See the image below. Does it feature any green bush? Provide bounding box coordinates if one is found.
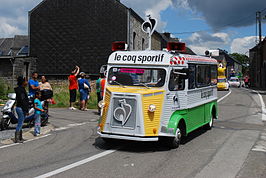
[0,79,12,100]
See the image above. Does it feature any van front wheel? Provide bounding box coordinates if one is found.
[166,128,181,149]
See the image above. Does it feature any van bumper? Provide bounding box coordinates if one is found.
[98,131,159,141]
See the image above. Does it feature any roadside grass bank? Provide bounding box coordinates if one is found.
[0,79,98,109]
[50,81,98,109]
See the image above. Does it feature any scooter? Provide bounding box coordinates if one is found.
[0,93,49,131]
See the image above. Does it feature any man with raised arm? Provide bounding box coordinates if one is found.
[68,66,80,110]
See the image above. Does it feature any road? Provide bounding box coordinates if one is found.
[0,88,265,178]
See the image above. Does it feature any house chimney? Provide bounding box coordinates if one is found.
[164,32,171,39]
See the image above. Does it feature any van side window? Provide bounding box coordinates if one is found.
[211,65,217,85]
[188,64,196,89]
[196,65,211,87]
[168,70,185,91]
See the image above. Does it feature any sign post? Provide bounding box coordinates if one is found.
[141,15,157,50]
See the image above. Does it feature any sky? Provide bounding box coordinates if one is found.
[0,0,265,55]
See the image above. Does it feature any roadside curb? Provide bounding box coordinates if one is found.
[244,88,266,122]
[0,124,55,145]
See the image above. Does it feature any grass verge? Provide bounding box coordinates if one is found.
[50,81,98,109]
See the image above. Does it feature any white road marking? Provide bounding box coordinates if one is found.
[35,149,116,178]
[218,89,232,103]
[0,143,19,149]
[54,127,69,131]
[24,134,52,143]
[0,134,51,149]
[252,133,266,153]
[67,122,88,127]
[54,122,89,132]
[1,122,89,149]
[252,90,266,121]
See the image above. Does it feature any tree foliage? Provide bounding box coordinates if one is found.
[230,53,249,65]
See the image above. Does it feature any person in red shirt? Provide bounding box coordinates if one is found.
[68,66,80,110]
[100,76,106,98]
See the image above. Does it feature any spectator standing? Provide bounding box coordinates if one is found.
[78,72,91,111]
[14,76,29,143]
[244,75,249,87]
[40,76,53,112]
[40,76,52,91]
[68,66,80,110]
[28,72,40,97]
[96,74,104,114]
[33,91,45,136]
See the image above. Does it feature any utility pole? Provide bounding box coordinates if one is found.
[256,11,262,43]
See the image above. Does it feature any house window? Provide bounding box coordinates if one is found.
[133,32,136,50]
[142,38,145,50]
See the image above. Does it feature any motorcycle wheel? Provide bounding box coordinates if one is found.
[41,114,49,126]
[0,117,9,130]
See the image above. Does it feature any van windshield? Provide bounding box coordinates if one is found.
[108,67,166,87]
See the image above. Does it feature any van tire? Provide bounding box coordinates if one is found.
[204,115,214,130]
[166,127,181,149]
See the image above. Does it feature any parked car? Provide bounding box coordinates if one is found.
[228,77,241,88]
[217,78,229,91]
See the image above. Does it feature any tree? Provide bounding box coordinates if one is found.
[230,53,250,75]
[230,53,249,65]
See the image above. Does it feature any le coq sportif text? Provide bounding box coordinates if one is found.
[114,53,165,63]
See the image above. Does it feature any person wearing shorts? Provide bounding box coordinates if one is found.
[78,72,91,111]
[68,66,80,110]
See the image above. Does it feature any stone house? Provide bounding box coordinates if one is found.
[212,49,242,79]
[29,0,162,78]
[0,35,36,87]
[249,38,266,89]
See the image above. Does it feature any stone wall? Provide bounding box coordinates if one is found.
[30,0,128,75]
[128,12,149,51]
[151,33,162,50]
[0,57,36,87]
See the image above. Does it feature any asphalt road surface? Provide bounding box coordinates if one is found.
[0,88,265,178]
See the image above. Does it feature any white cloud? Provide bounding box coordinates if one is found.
[186,31,230,55]
[0,0,42,37]
[187,45,209,55]
[121,0,173,31]
[230,36,258,54]
[0,18,23,37]
[144,0,172,31]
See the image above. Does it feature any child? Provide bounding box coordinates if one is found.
[34,91,44,136]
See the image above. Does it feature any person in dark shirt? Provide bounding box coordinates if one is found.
[14,76,29,143]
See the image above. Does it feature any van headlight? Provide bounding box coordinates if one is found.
[148,104,156,112]
[98,101,105,108]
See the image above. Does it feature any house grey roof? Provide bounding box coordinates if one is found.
[0,35,28,56]
[0,38,13,56]
[11,35,28,56]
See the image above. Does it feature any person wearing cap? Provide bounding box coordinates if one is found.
[68,66,80,110]
[78,72,91,111]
